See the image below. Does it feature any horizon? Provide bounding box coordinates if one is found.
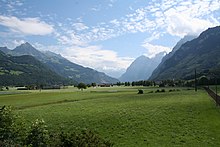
[0,0,220,78]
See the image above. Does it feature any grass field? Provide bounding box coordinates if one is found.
[1,86,220,146]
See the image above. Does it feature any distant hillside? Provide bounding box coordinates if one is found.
[119,52,165,82]
[149,35,196,80]
[0,42,119,84]
[42,51,119,84]
[149,26,220,81]
[0,50,66,86]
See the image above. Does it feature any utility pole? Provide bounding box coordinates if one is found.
[195,69,197,92]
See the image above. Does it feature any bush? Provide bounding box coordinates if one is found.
[0,106,16,141]
[0,106,113,146]
[26,119,49,147]
[155,89,160,93]
[77,83,87,91]
[0,106,26,146]
[138,89,144,94]
[161,89,165,92]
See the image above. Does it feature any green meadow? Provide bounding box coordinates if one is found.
[1,86,220,146]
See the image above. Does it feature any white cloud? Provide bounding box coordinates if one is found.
[140,0,220,40]
[1,39,26,49]
[0,15,54,35]
[142,42,171,58]
[52,0,220,45]
[12,39,25,47]
[59,45,134,77]
[108,4,113,7]
[31,42,133,78]
[57,33,87,46]
[72,22,89,31]
[1,0,24,14]
[164,8,219,37]
[143,32,161,42]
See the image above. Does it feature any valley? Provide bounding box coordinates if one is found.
[1,86,220,146]
[1,1,220,146]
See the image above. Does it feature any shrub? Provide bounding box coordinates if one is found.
[0,106,26,146]
[77,83,87,91]
[0,106,16,141]
[155,89,160,93]
[161,89,165,92]
[138,89,144,94]
[0,106,113,146]
[25,119,49,147]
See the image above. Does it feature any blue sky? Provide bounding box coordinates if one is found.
[0,0,220,78]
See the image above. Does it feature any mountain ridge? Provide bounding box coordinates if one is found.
[119,52,165,82]
[0,50,67,86]
[149,26,220,81]
[0,43,118,84]
[149,35,197,80]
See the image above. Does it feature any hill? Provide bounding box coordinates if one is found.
[0,50,67,86]
[0,43,119,84]
[119,52,165,82]
[149,26,220,81]
[149,35,196,80]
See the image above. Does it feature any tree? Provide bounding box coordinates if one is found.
[77,83,87,91]
[91,83,96,87]
[138,89,144,94]
[116,82,121,86]
[198,76,209,85]
[132,82,135,86]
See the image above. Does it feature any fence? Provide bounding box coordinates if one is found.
[204,86,220,106]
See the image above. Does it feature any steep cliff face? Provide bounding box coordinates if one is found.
[149,35,196,80]
[119,52,165,82]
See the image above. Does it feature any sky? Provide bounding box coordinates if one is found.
[0,0,220,78]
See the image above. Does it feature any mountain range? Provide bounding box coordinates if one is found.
[0,50,66,86]
[149,26,220,81]
[119,52,165,82]
[0,43,119,85]
[149,35,197,80]
[1,26,220,85]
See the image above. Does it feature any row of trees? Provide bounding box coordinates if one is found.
[76,76,216,91]
[0,76,216,92]
[116,76,217,88]
[116,81,156,87]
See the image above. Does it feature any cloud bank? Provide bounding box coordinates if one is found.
[0,15,54,35]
